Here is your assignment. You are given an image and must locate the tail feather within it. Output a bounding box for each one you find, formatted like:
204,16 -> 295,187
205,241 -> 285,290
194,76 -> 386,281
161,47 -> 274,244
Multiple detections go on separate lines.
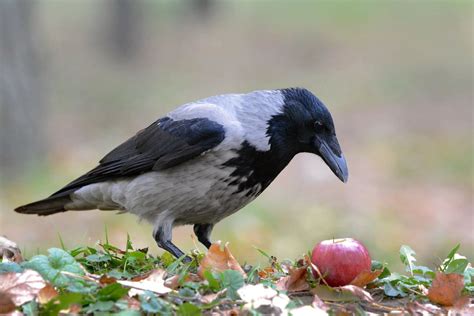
15,195 -> 72,216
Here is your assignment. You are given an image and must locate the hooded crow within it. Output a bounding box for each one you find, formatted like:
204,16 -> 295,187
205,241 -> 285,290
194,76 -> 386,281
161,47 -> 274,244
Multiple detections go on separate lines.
15,88 -> 348,259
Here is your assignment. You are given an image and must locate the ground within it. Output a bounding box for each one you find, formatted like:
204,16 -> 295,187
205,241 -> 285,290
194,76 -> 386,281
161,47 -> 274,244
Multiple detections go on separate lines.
0,235 -> 472,315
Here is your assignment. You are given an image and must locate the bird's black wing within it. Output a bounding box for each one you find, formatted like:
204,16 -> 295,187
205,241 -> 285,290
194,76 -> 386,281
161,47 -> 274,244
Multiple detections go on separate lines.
50,117 -> 225,197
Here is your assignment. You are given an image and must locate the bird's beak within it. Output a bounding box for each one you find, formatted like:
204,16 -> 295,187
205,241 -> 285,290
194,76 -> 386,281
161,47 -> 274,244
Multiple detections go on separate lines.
317,136 -> 349,183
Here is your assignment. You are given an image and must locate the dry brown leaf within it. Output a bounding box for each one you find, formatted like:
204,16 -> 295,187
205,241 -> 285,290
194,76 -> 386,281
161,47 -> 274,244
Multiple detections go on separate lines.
164,273 -> 200,290
0,270 -> 46,306
338,285 -> 374,302
349,269 -> 382,288
0,292 -> 16,314
198,241 -> 246,278
164,275 -> 181,290
0,236 -> 23,263
427,272 -> 464,306
276,266 -> 310,292
406,301 -> 443,315
99,275 -> 117,285
312,294 -> 329,311
118,269 -> 171,296
63,304 -> 82,314
258,266 -> 275,279
37,283 -> 58,304
125,296 -> 141,310
201,288 -> 227,304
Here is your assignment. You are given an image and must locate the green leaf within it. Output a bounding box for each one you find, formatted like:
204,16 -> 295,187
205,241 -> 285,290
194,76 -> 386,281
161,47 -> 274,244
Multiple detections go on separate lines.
161,252 -> 175,267
177,303 -> 202,316
86,253 -> 111,263
463,266 -> 473,286
66,280 -> 98,293
86,300 -> 115,312
220,270 -> 245,300
371,260 -> 383,270
383,281 -> 406,297
412,265 -> 435,280
127,251 -> 146,261
97,283 -> 129,301
446,244 -> 461,263
0,262 -> 23,273
42,292 -> 84,316
23,248 -> 84,287
139,291 -> 172,315
21,300 -> 38,316
116,310 -> 142,316
371,260 -> 391,279
203,270 -> 221,292
441,252 -> 469,274
399,245 -> 417,275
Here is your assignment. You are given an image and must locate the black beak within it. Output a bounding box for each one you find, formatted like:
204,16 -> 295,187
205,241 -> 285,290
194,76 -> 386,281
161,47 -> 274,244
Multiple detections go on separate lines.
317,137 -> 349,183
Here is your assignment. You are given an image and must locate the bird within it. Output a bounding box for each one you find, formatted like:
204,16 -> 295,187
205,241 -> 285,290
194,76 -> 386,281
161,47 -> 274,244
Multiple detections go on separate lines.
15,87 -> 348,259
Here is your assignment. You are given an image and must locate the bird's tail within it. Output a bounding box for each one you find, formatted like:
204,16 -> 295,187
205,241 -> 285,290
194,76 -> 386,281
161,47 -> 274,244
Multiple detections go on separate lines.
14,195 -> 72,216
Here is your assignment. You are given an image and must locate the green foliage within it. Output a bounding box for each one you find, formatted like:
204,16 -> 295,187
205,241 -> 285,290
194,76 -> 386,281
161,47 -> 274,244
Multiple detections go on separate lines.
22,248 -> 84,287
2,236 -> 472,314
220,270 -> 245,300
177,302 -> 202,316
375,244 -> 473,297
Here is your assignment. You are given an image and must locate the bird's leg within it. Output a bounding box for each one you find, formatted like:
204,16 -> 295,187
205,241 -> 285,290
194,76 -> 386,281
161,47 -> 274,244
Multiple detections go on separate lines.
193,223 -> 214,249
153,224 -> 191,262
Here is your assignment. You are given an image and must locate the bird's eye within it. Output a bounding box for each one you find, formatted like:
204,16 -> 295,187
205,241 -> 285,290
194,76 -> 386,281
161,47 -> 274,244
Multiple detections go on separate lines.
314,121 -> 324,132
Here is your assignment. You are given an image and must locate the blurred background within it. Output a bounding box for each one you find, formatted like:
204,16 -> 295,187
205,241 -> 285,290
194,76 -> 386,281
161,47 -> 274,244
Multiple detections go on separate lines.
0,0 -> 472,270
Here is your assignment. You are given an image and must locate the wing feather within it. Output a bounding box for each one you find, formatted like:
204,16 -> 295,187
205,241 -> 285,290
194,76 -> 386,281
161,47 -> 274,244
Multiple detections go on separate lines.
50,117 -> 225,197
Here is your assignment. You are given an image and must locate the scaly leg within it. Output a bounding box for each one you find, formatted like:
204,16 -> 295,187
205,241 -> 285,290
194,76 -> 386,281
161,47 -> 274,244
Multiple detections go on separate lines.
193,223 -> 214,249
153,224 -> 190,262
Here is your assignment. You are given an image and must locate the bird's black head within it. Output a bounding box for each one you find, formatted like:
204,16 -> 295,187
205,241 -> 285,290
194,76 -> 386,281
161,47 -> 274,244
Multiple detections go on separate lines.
268,87 -> 348,183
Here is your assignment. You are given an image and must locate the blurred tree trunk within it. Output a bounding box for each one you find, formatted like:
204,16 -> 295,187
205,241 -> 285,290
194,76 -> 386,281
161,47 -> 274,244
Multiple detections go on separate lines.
192,0 -> 214,18
108,0 -> 141,60
0,0 -> 44,179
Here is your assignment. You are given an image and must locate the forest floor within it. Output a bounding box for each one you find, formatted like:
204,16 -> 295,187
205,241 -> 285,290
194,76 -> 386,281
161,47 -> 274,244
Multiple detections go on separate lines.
0,235 -> 473,315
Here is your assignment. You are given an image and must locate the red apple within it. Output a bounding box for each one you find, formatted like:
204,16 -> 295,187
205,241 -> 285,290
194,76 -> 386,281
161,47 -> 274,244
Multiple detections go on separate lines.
311,238 -> 371,287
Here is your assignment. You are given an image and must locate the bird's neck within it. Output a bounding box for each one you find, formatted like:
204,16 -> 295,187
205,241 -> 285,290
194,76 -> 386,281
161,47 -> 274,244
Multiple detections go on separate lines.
223,141 -> 295,196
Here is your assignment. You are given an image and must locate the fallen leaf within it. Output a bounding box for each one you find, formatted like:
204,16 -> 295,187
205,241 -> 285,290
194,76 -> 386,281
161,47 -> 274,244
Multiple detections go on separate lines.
99,275 -> 117,285
0,236 -> 23,263
0,270 -> 46,306
349,269 -> 383,287
238,283 -> 290,312
201,292 -> 219,304
290,305 -> 327,316
312,294 -> 329,311
406,301 -> 443,315
201,289 -> 227,304
198,241 -> 246,278
131,270 -> 153,282
164,273 -> 200,290
125,296 -> 141,310
311,284 -> 374,302
258,266 -> 275,278
163,275 -> 181,290
118,269 -> 171,296
428,272 -> 464,306
238,283 -> 277,304
338,285 -> 374,302
64,304 -> 82,314
37,283 -> 58,304
0,292 -> 16,314
276,266 -> 310,292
